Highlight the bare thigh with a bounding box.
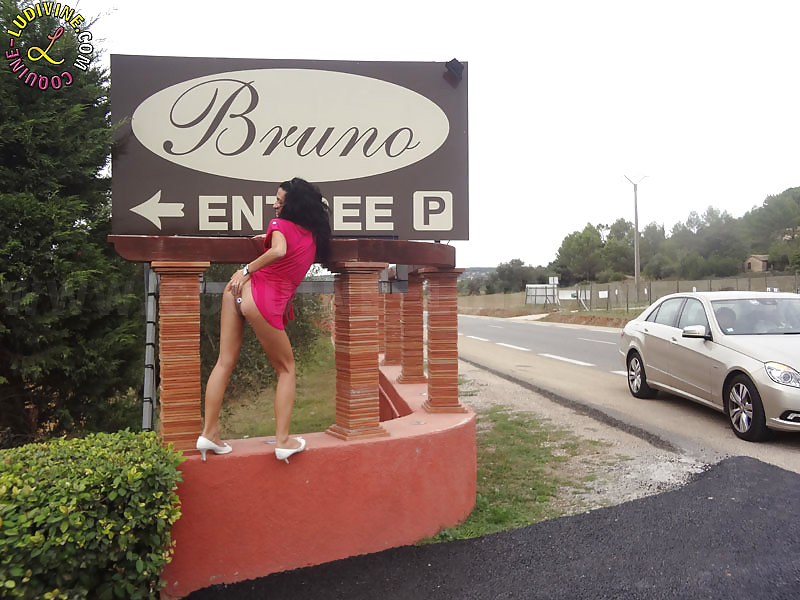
[240,281,295,372]
[218,281,245,365]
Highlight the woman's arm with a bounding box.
[249,230,287,271]
[229,231,287,296]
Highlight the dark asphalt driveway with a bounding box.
[187,457,800,600]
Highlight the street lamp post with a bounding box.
[624,175,646,304]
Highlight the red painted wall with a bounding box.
[161,369,476,598]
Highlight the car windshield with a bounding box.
[711,298,800,335]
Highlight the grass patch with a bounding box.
[538,312,632,328]
[424,405,597,544]
[219,353,609,544]
[219,337,337,440]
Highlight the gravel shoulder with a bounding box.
[458,359,708,513]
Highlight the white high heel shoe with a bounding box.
[196,436,232,462]
[275,437,306,463]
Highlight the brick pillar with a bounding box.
[398,272,426,383]
[382,289,403,366]
[420,268,466,413]
[377,286,386,355]
[327,262,389,440]
[151,261,209,451]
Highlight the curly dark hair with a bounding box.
[278,177,332,263]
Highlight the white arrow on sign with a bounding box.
[130,190,184,230]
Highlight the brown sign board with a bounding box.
[110,55,468,240]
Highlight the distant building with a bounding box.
[744,254,769,272]
[458,267,496,280]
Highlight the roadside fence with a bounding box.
[572,271,800,313]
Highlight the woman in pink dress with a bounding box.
[196,178,331,463]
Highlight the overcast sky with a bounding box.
[73,0,800,268]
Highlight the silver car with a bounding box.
[619,291,800,441]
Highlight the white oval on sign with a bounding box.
[131,69,450,182]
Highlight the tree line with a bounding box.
[460,187,800,295]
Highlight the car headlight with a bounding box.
[765,362,800,388]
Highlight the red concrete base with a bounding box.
[325,423,389,440]
[396,374,428,385]
[161,366,476,598]
[423,400,469,413]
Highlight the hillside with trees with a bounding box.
[459,186,800,294]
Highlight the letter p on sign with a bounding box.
[413,191,453,231]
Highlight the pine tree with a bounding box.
[0,2,142,446]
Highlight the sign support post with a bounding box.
[151,261,209,450]
[420,268,466,413]
[142,264,159,431]
[398,271,427,383]
[326,261,389,440]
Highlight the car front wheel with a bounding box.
[627,351,657,399]
[725,374,770,442]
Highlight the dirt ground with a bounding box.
[458,360,707,513]
[458,309,633,328]
[538,312,632,328]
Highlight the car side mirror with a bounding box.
[682,325,711,340]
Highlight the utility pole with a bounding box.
[624,175,646,304]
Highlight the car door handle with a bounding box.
[670,337,678,344]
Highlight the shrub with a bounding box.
[0,430,184,599]
[595,270,627,284]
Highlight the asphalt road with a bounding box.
[187,457,800,600]
[458,314,624,372]
[457,315,800,474]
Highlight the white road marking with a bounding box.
[610,370,628,376]
[538,353,596,367]
[467,336,489,341]
[489,325,504,329]
[578,337,617,345]
[497,343,531,351]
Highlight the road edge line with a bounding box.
[459,356,681,454]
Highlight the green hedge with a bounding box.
[0,430,184,599]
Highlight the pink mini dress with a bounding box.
[249,218,316,330]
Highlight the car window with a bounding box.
[712,298,800,335]
[678,298,709,330]
[713,303,738,334]
[653,298,684,327]
[644,306,660,322]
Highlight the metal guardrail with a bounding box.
[142,265,158,431]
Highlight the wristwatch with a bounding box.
[241,264,250,277]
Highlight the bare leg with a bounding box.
[240,284,300,449]
[201,282,244,445]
